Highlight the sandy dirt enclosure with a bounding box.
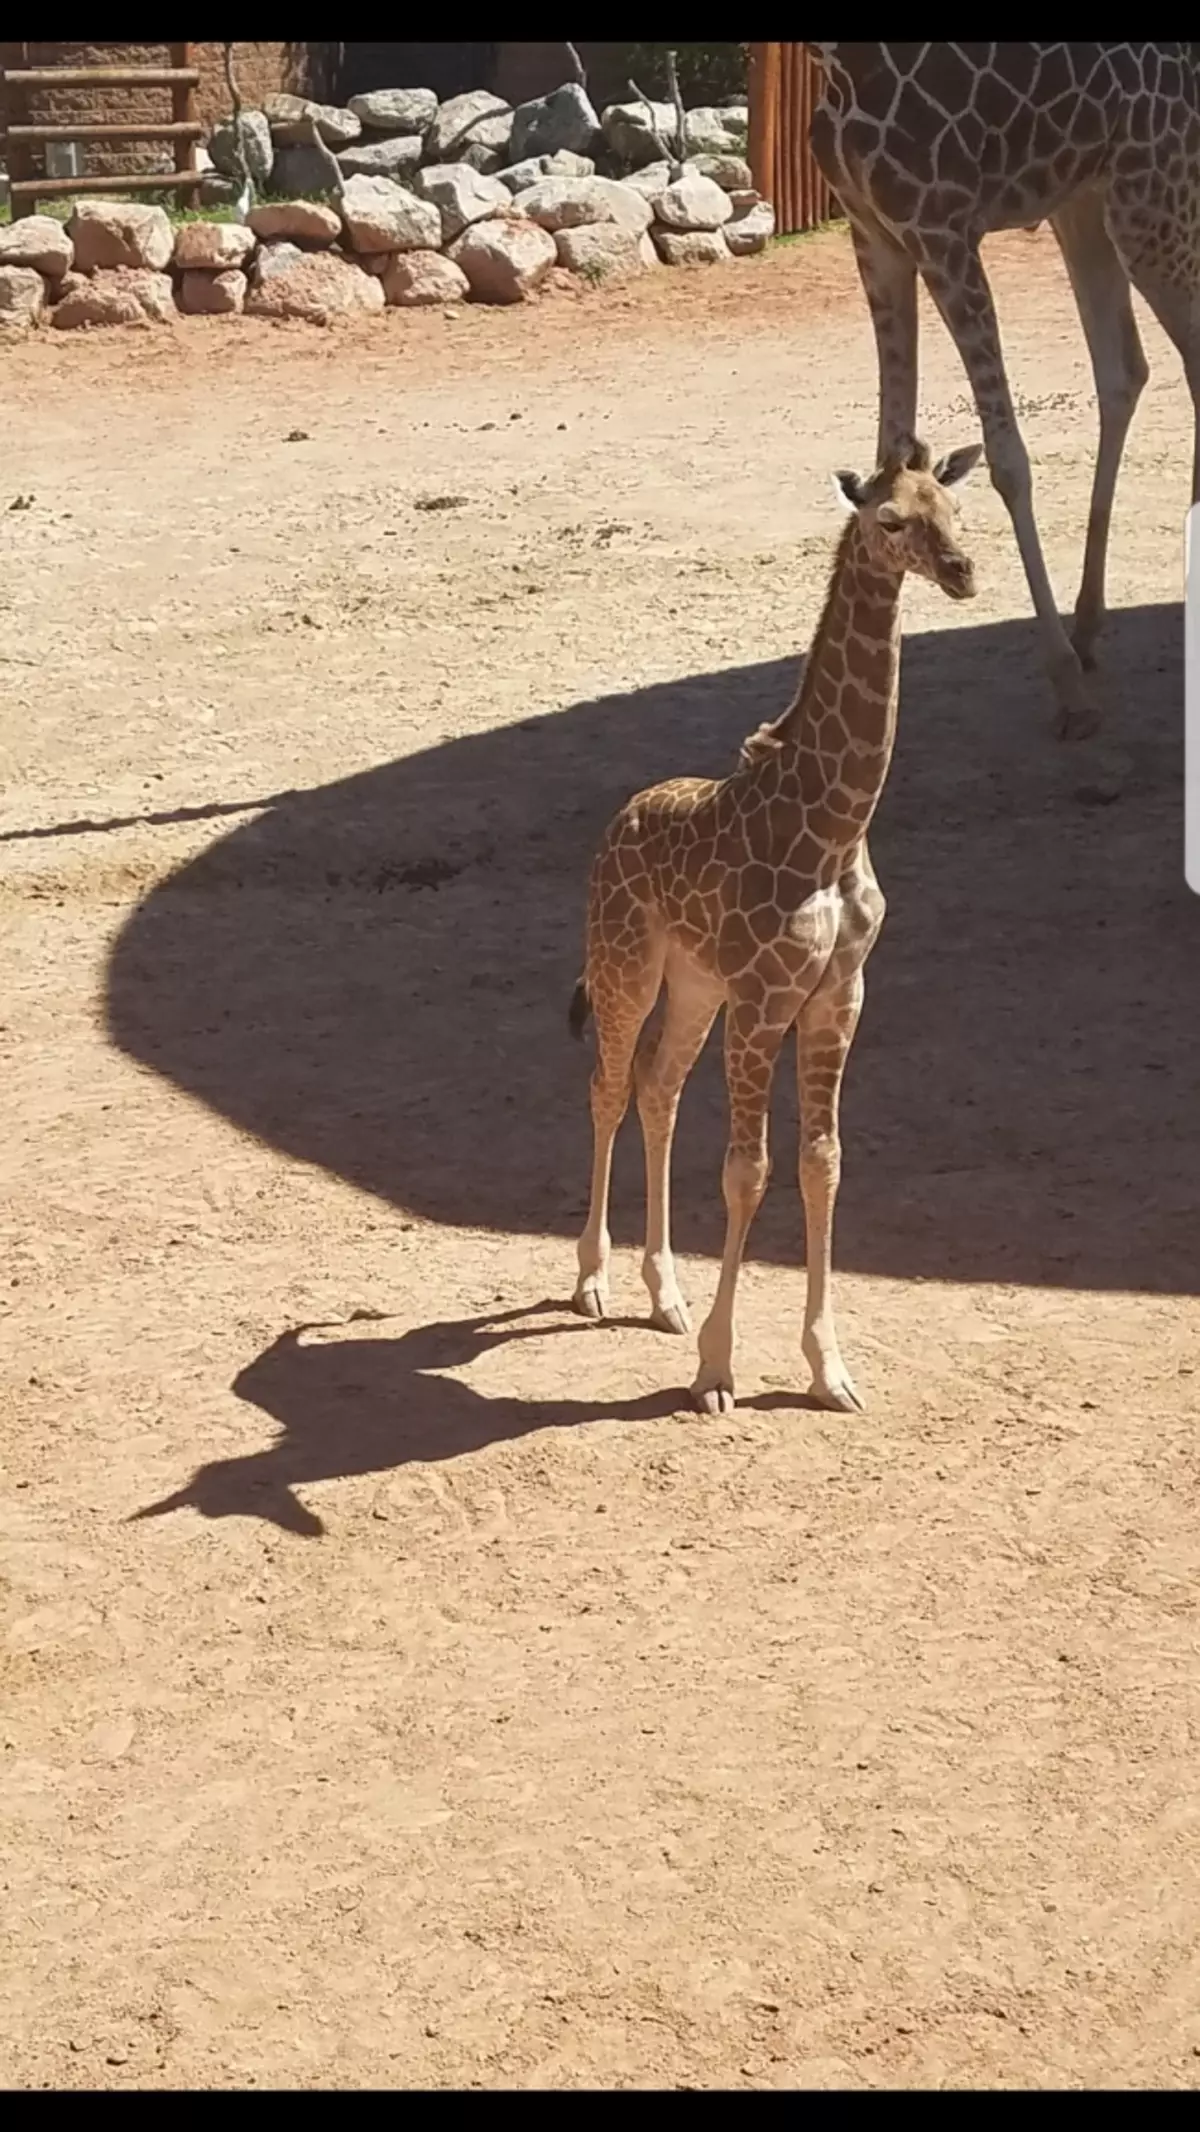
[1,231,1198,2088]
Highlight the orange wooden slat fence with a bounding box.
[748,42,836,234]
[2,41,202,216]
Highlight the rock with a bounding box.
[173,220,254,270]
[208,108,274,188]
[356,253,392,278]
[427,90,509,164]
[198,174,241,209]
[68,198,173,271]
[600,100,677,167]
[178,267,247,315]
[543,148,595,179]
[448,217,557,303]
[270,143,342,198]
[348,88,437,137]
[509,82,600,162]
[265,95,361,148]
[248,199,342,246]
[51,266,176,328]
[414,163,512,243]
[622,160,673,201]
[498,157,549,193]
[653,227,731,266]
[638,232,661,268]
[686,152,753,193]
[253,240,304,281]
[380,250,469,306]
[681,106,748,157]
[0,214,73,278]
[589,176,654,237]
[655,171,733,232]
[0,265,45,335]
[339,173,441,254]
[519,177,618,233]
[554,224,645,283]
[337,136,423,181]
[459,110,514,175]
[244,250,385,323]
[725,197,775,255]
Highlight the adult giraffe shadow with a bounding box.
[106,598,1197,1298]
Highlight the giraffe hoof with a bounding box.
[690,1378,735,1417]
[573,1285,607,1322]
[650,1302,692,1336]
[1055,700,1101,745]
[812,1376,865,1414]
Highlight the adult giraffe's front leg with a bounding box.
[849,214,920,464]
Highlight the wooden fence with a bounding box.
[2,41,203,217]
[748,42,836,234]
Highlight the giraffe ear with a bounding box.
[933,442,984,489]
[832,469,866,513]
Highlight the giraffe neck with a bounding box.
[767,519,905,837]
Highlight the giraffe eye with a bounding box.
[876,507,905,536]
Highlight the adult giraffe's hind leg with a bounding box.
[1050,191,1149,671]
[634,957,722,1335]
[918,234,1102,741]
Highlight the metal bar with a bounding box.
[10,170,206,200]
[2,67,199,89]
[170,42,197,176]
[7,121,204,143]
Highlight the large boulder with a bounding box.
[337,136,423,181]
[458,110,515,174]
[0,214,73,279]
[588,176,654,236]
[270,142,342,198]
[554,224,645,283]
[245,250,385,323]
[725,196,775,255]
[498,156,550,194]
[339,174,441,254]
[248,199,341,246]
[600,100,677,167]
[681,106,748,157]
[178,268,247,315]
[0,265,45,336]
[518,177,618,233]
[208,108,274,188]
[447,217,557,303]
[380,251,470,306]
[655,171,733,232]
[622,160,673,201]
[68,198,173,271]
[264,94,360,148]
[413,163,511,243]
[509,82,600,162]
[686,152,753,193]
[51,266,176,328]
[426,90,509,163]
[652,227,731,266]
[172,220,255,270]
[543,148,595,179]
[348,87,437,137]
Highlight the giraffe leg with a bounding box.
[573,927,664,1323]
[917,236,1101,741]
[796,961,867,1414]
[849,214,920,463]
[691,1003,789,1416]
[634,960,722,1335]
[1049,192,1149,670]
[1104,199,1200,505]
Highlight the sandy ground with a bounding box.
[1,229,1198,2090]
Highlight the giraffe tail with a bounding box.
[568,977,592,1041]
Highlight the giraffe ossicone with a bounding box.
[569,435,981,1415]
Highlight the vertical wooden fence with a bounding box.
[748,42,836,234]
[2,42,202,217]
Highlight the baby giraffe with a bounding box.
[568,435,981,1414]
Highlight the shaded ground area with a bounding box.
[1,232,1198,2089]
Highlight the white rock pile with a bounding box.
[0,79,779,335]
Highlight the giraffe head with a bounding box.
[833,436,982,600]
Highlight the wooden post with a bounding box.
[748,42,779,209]
[747,41,835,236]
[170,41,197,180]
[4,42,35,218]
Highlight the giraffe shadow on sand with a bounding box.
[131,1302,813,1536]
[106,597,1195,1302]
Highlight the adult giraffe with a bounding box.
[806,40,1200,740]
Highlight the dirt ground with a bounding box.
[1,230,1198,2091]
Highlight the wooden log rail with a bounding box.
[2,44,202,217]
